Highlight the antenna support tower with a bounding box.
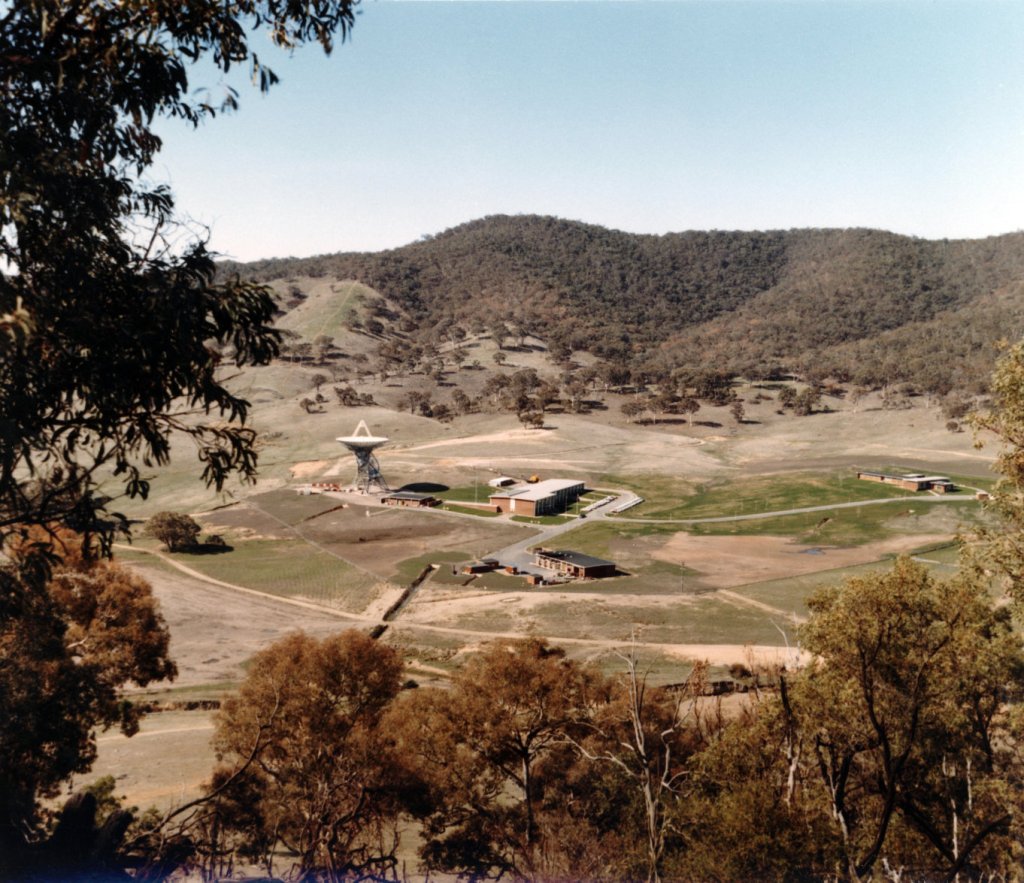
[336,420,391,494]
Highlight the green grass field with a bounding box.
[391,551,472,585]
[592,470,992,523]
[726,542,962,617]
[276,280,372,341]
[511,514,575,525]
[687,498,984,545]
[552,521,678,559]
[469,570,531,590]
[441,503,501,518]
[164,537,382,612]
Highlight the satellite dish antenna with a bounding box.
[336,420,391,493]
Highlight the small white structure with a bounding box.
[488,476,517,489]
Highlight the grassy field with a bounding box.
[275,279,372,341]
[726,560,903,617]
[390,551,472,585]
[686,498,984,545]
[162,537,383,612]
[553,521,678,559]
[511,514,575,525]
[441,503,501,518]
[727,545,961,615]
[631,472,917,519]
[245,488,345,525]
[591,469,992,522]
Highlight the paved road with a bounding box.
[488,491,642,572]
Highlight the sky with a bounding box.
[152,0,1024,261]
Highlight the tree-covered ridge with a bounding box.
[231,216,1024,391]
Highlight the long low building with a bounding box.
[533,548,617,579]
[381,491,441,508]
[857,471,955,493]
[488,478,586,517]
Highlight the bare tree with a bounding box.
[573,645,709,883]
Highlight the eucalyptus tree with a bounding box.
[1,1,361,873]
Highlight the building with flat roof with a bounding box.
[533,548,617,579]
[857,471,955,493]
[381,491,441,508]
[488,479,586,517]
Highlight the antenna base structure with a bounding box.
[336,420,391,494]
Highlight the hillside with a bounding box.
[228,215,1024,393]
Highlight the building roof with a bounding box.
[535,549,615,569]
[859,471,951,483]
[490,478,585,502]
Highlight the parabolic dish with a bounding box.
[337,419,389,449]
[336,435,389,448]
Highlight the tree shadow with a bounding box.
[188,541,234,555]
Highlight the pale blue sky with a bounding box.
[153,1,1024,261]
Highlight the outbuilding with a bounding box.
[533,548,617,579]
[856,471,956,492]
[381,491,441,508]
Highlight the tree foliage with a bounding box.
[0,0,361,874]
[0,534,176,875]
[969,339,1024,601]
[233,216,1024,396]
[0,0,358,548]
[794,558,1023,879]
[146,511,201,553]
[390,638,602,879]
[206,631,407,880]
[677,558,1024,882]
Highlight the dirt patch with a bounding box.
[199,502,296,539]
[290,459,330,479]
[651,533,951,588]
[126,563,358,688]
[404,428,552,451]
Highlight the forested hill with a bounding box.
[233,215,1024,392]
